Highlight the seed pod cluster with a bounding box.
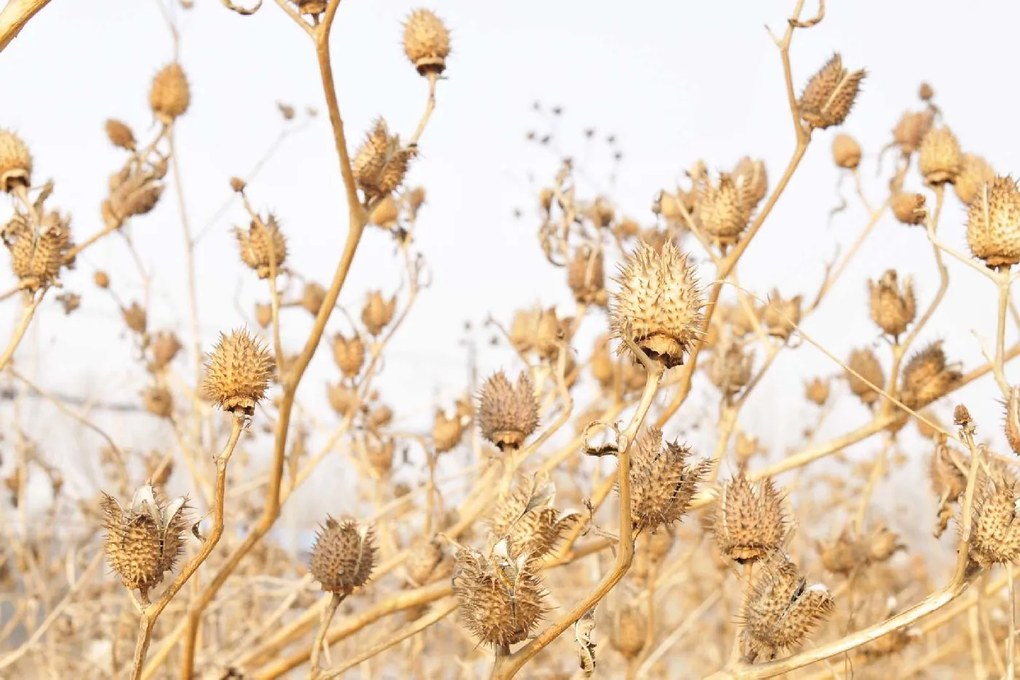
[713,474,786,563]
[799,53,866,129]
[629,428,709,532]
[201,329,274,415]
[309,517,376,593]
[478,370,539,451]
[236,214,287,279]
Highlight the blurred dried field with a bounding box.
[2,1,1020,679]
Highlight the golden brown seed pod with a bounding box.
[892,110,934,156]
[629,428,709,532]
[105,166,164,221]
[365,437,395,476]
[361,290,397,336]
[121,301,147,335]
[611,241,703,368]
[368,404,393,429]
[588,196,615,228]
[149,63,191,124]
[327,382,358,417]
[331,333,365,379]
[891,192,927,226]
[694,173,752,247]
[868,270,916,338]
[255,302,272,329]
[966,176,1020,268]
[301,282,326,316]
[866,524,903,563]
[918,126,961,185]
[309,517,376,593]
[831,134,862,169]
[490,477,580,558]
[708,333,753,399]
[590,335,614,388]
[104,119,136,151]
[798,53,866,129]
[149,330,183,372]
[954,154,995,206]
[712,474,786,563]
[732,157,768,216]
[5,211,73,291]
[805,377,830,406]
[101,485,188,597]
[610,604,647,660]
[432,408,464,454]
[759,289,802,340]
[235,214,286,279]
[369,194,399,229]
[930,440,967,510]
[1006,387,1020,456]
[201,328,274,415]
[0,129,31,193]
[94,270,110,288]
[352,119,414,198]
[478,370,539,451]
[567,245,606,305]
[296,0,326,15]
[899,341,961,409]
[142,385,173,419]
[405,539,444,586]
[919,82,935,101]
[846,347,884,407]
[229,176,247,193]
[969,477,1020,568]
[817,532,857,575]
[402,9,451,76]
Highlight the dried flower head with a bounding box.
[478,370,539,451]
[868,270,916,338]
[403,9,451,75]
[352,119,414,198]
[832,134,862,169]
[966,176,1020,268]
[892,109,934,156]
[362,290,397,336]
[629,428,709,532]
[969,477,1020,568]
[611,241,703,368]
[955,154,995,206]
[4,211,73,291]
[568,245,606,305]
[0,129,31,193]
[899,341,961,409]
[309,517,376,593]
[332,332,366,379]
[490,476,580,558]
[891,192,927,226]
[759,289,802,340]
[799,54,866,129]
[694,173,752,247]
[104,119,136,151]
[610,604,647,660]
[235,214,287,279]
[846,347,884,407]
[805,377,830,406]
[201,329,274,415]
[149,63,191,124]
[918,126,961,185]
[713,474,786,563]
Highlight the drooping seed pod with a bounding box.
[968,477,1020,568]
[121,301,147,335]
[708,333,754,399]
[490,477,580,558]
[201,328,274,415]
[759,289,802,340]
[846,347,884,407]
[332,332,365,379]
[235,214,287,279]
[798,54,866,129]
[629,428,709,532]
[899,341,961,409]
[149,331,183,372]
[610,604,647,660]
[955,154,995,206]
[891,192,927,226]
[892,110,934,156]
[966,176,1020,269]
[831,134,862,169]
[142,385,173,419]
[478,370,539,451]
[149,63,191,124]
[0,130,31,193]
[301,282,326,316]
[868,270,916,338]
[101,485,188,597]
[568,245,606,305]
[432,408,464,453]
[732,157,768,216]
[402,9,451,76]
[1006,387,1020,456]
[805,377,830,406]
[361,290,397,336]
[309,517,376,593]
[105,166,164,221]
[104,119,136,151]
[327,382,358,417]
[712,474,786,563]
[5,211,73,291]
[452,542,547,647]
[918,126,961,185]
[694,173,752,247]
[611,241,704,368]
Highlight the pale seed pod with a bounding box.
[629,428,709,532]
[708,333,753,399]
[610,604,647,659]
[352,119,414,198]
[332,333,365,379]
[121,301,147,335]
[104,119,136,151]
[846,348,884,407]
[402,9,451,76]
[149,63,191,124]
[432,408,464,454]
[918,126,961,185]
[919,82,934,101]
[201,329,274,415]
[301,282,327,316]
[255,302,272,328]
[1006,387,1020,456]
[310,517,376,593]
[590,335,614,388]
[490,477,580,558]
[899,341,961,409]
[366,437,395,476]
[732,157,768,216]
[106,166,164,221]
[712,474,786,563]
[94,270,110,288]
[954,154,995,206]
[369,194,399,229]
[831,134,862,169]
[405,539,444,586]
[759,290,802,340]
[478,370,539,451]
[5,211,73,291]
[798,54,866,129]
[149,331,183,372]
[236,214,287,279]
[296,0,326,15]
[567,245,605,305]
[0,129,31,193]
[968,477,1020,568]
[361,291,397,335]
[868,270,916,338]
[891,192,927,226]
[611,241,704,368]
[142,385,173,419]
[229,176,247,193]
[694,173,752,247]
[327,382,358,417]
[966,176,1020,268]
[892,110,934,156]
[804,377,830,407]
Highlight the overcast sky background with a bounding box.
[1,0,1018,542]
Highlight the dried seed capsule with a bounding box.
[327,382,358,417]
[712,474,786,563]
[567,245,605,305]
[105,119,136,151]
[919,82,934,101]
[966,176,1020,268]
[694,173,752,247]
[121,301,147,335]
[831,134,862,169]
[405,539,444,586]
[149,63,191,124]
[759,289,802,340]
[478,370,539,451]
[5,211,73,291]
[296,0,326,15]
[490,477,580,558]
[969,477,1020,568]
[868,270,915,338]
[899,341,961,409]
[891,192,927,226]
[255,302,272,328]
[402,9,451,76]
[892,110,934,156]
[954,154,995,206]
[94,270,110,288]
[149,331,183,372]
[301,282,326,316]
[369,194,399,229]
[142,385,173,419]
[590,335,614,388]
[361,291,396,335]
[0,130,31,193]
[229,176,247,193]
[105,166,164,221]
[732,157,768,216]
[708,333,753,398]
[310,517,376,593]
[332,333,365,379]
[235,214,287,279]
[610,604,647,659]
[366,437,395,476]
[805,377,830,406]
[352,119,414,198]
[432,408,464,453]
[846,348,884,407]
[629,428,709,532]
[918,126,961,185]
[201,329,274,415]
[799,54,866,129]
[368,404,393,429]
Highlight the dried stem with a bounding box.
[309,590,346,677]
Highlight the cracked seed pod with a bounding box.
[713,474,786,563]
[104,119,136,151]
[255,302,272,328]
[352,119,414,198]
[629,428,710,533]
[201,329,274,415]
[966,176,1020,268]
[799,54,866,129]
[741,554,835,662]
[361,291,396,336]
[301,282,326,316]
[899,342,961,409]
[0,130,31,193]
[955,154,995,206]
[101,485,188,597]
[332,333,365,379]
[846,348,884,407]
[1006,387,1020,456]
[969,477,1020,568]
[105,166,164,222]
[831,134,861,169]
[149,63,190,124]
[568,245,606,305]
[868,270,916,338]
[708,333,753,398]
[892,110,934,156]
[121,301,147,335]
[732,157,768,216]
[452,542,547,647]
[760,289,802,340]
[610,604,647,660]
[4,211,72,291]
[142,385,173,419]
[490,476,580,558]
[310,517,376,593]
[805,377,830,406]
[235,214,286,279]
[918,126,961,185]
[327,382,358,417]
[478,370,539,451]
[891,192,927,226]
[433,408,464,453]
[149,331,182,372]
[406,539,445,586]
[694,173,751,247]
[403,9,451,76]
[611,241,703,368]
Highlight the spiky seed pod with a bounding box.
[201,329,274,415]
[966,176,1020,268]
[369,194,399,229]
[149,331,182,372]
[149,63,190,124]
[629,428,710,532]
[931,439,967,502]
[918,126,961,185]
[892,110,934,156]
[101,485,188,596]
[301,282,326,316]
[327,382,358,417]
[235,214,286,279]
[708,334,753,398]
[0,130,31,193]
[402,9,451,75]
[759,290,802,340]
[142,385,173,419]
[831,134,862,169]
[452,543,546,647]
[478,371,539,451]
[611,241,703,368]
[798,54,866,129]
[568,245,606,305]
[433,409,464,453]
[5,211,73,291]
[805,377,830,406]
[969,477,1020,568]
[105,166,164,221]
[361,291,396,336]
[489,477,580,558]
[868,270,916,338]
[610,605,647,659]
[104,119,136,151]
[352,119,414,198]
[1006,387,1020,456]
[309,517,376,593]
[406,539,445,586]
[332,333,365,379]
[255,302,272,328]
[378,148,414,196]
[713,474,786,563]
[741,554,835,662]
[121,301,147,335]
[694,173,752,247]
[955,154,995,206]
[846,348,884,407]
[891,192,927,226]
[94,270,110,288]
[732,157,768,216]
[899,341,961,409]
